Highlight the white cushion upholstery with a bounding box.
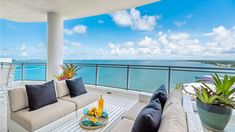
[111,118,134,132]
[122,102,147,120]
[61,91,99,110]
[163,90,183,112]
[8,87,29,112]
[56,80,69,98]
[158,101,187,132]
[11,100,76,132]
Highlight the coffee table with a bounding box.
[53,102,127,132]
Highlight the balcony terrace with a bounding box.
[1,0,235,132]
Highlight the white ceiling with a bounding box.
[0,0,159,22]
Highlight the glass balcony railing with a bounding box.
[1,62,235,93]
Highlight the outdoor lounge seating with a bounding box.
[10,99,76,131]
[8,80,188,132]
[56,80,100,110]
[8,81,99,132]
[111,90,187,132]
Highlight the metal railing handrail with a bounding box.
[2,62,235,71]
[1,62,235,93]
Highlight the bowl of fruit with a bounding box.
[80,106,109,130]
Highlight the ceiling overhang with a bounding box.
[0,0,159,22]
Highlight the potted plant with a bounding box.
[55,63,80,80]
[193,73,235,131]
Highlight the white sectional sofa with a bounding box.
[111,90,187,132]
[7,81,99,132]
[8,81,188,132]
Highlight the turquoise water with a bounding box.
[13,60,232,93]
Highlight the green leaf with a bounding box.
[202,87,209,102]
[208,95,218,104]
[202,83,213,92]
[227,88,235,97]
[224,76,235,95]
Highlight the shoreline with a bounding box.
[190,60,235,68]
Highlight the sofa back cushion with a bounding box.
[65,78,87,97]
[163,90,182,112]
[56,80,70,98]
[8,87,29,112]
[131,99,162,132]
[158,101,187,132]
[150,85,168,108]
[25,80,58,111]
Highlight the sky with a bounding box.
[0,0,235,60]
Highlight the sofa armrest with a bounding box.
[138,93,151,103]
[183,95,194,113]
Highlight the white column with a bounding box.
[47,12,63,81]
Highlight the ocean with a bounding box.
[13,60,225,93]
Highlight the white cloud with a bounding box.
[173,14,192,27]
[111,8,159,31]
[203,26,235,54]
[64,29,73,35]
[37,42,45,48]
[61,25,235,59]
[64,40,82,47]
[20,44,28,57]
[20,44,26,50]
[108,42,136,56]
[174,21,186,27]
[1,42,47,59]
[168,33,190,40]
[186,14,193,19]
[73,25,87,34]
[4,26,234,60]
[21,51,28,57]
[104,25,235,59]
[64,25,87,35]
[138,36,157,47]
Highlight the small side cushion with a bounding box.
[8,87,29,112]
[56,80,70,98]
[158,101,187,132]
[111,118,134,132]
[66,78,87,97]
[132,99,162,132]
[11,99,76,132]
[61,91,99,110]
[25,80,57,111]
[123,102,147,120]
[150,85,168,108]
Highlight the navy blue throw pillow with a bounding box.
[150,85,168,108]
[25,80,57,111]
[66,77,87,97]
[132,99,162,132]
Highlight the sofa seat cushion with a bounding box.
[158,101,187,132]
[111,118,134,132]
[123,102,147,120]
[61,91,99,110]
[11,100,76,131]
